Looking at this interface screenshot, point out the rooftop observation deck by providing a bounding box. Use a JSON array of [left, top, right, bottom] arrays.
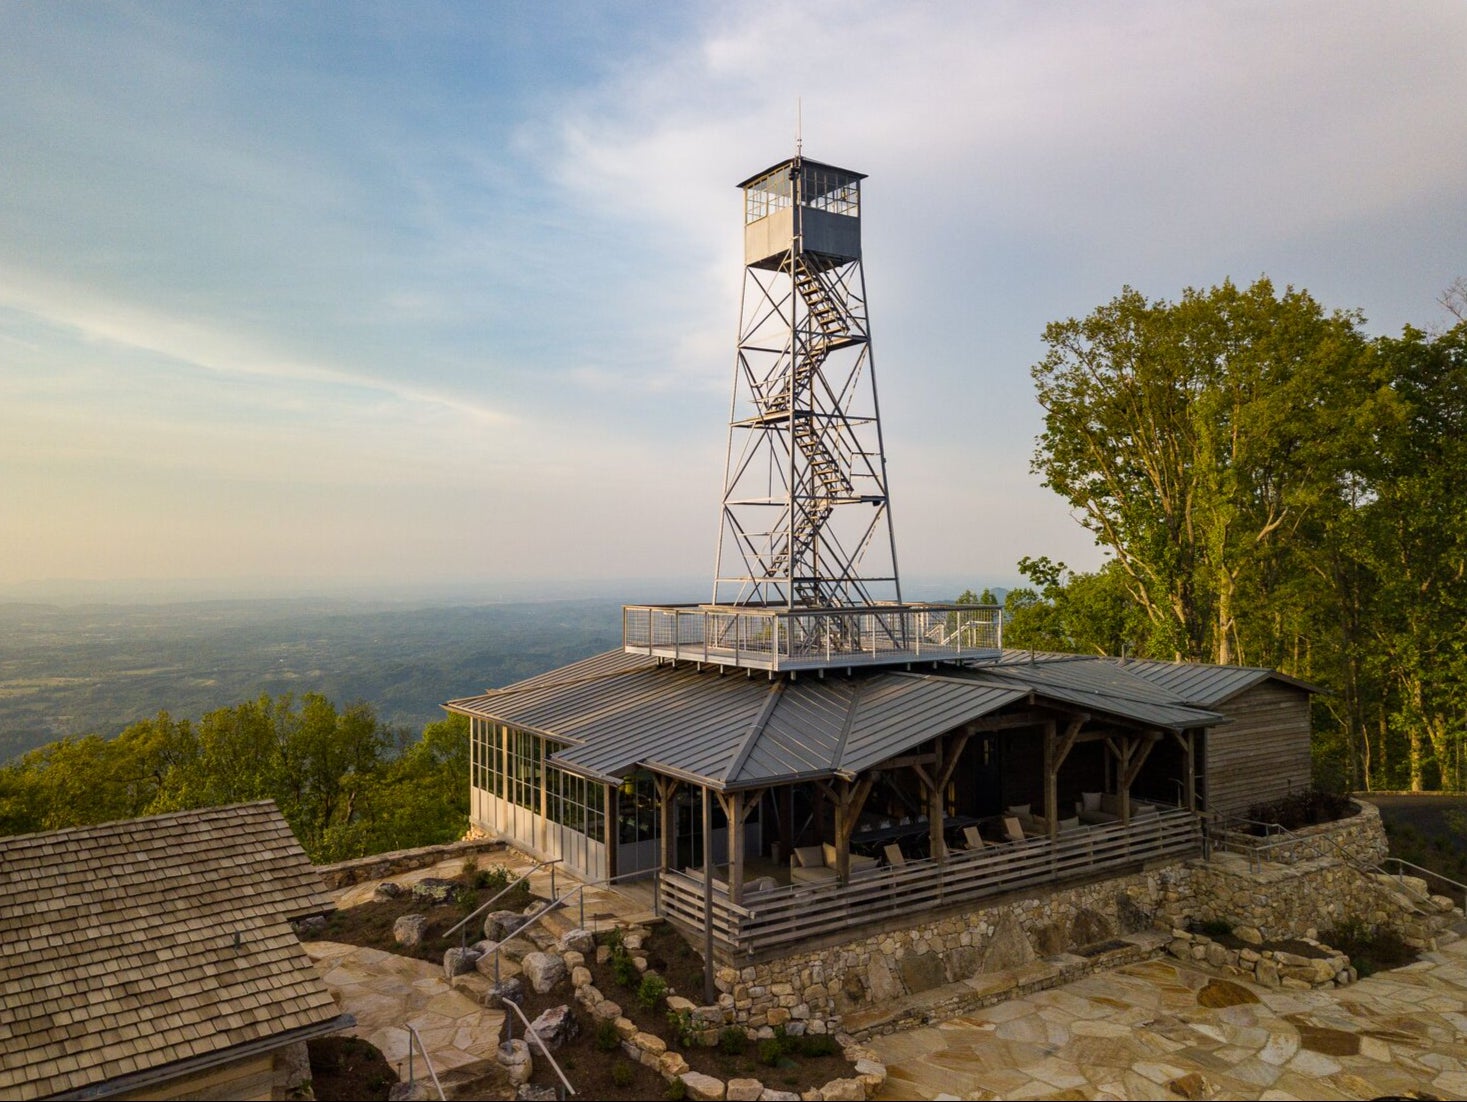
[[622, 602, 1003, 673]]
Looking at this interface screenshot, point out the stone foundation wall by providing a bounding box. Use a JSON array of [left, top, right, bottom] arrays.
[[723, 867, 1190, 1034], [314, 837, 507, 889], [726, 802, 1431, 1037]]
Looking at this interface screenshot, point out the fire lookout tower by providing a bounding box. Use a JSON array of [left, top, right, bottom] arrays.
[[622, 154, 1002, 671]]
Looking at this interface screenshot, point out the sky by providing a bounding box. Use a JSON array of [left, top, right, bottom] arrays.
[[2, 2, 1465, 603]]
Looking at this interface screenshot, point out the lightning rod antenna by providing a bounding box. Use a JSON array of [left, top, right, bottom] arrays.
[[796, 97, 803, 156]]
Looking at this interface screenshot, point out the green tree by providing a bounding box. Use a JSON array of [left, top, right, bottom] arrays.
[[1001, 557, 1146, 657], [1031, 278, 1370, 665]]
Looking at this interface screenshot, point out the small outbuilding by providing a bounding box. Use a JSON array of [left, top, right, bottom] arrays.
[[0, 801, 351, 1101]]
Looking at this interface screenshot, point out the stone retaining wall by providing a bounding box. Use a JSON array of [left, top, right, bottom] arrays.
[[721, 867, 1189, 1035], [315, 837, 507, 889], [725, 802, 1436, 1037], [1231, 799, 1389, 867], [1164, 928, 1355, 990]]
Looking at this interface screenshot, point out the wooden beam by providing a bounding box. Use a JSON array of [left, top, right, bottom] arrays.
[[1121, 731, 1160, 790], [1053, 713, 1088, 772], [934, 731, 972, 792]]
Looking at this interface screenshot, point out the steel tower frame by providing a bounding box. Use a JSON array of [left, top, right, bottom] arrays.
[[713, 157, 901, 610]]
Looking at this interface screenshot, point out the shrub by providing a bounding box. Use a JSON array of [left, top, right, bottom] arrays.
[[797, 1032, 839, 1057], [1195, 918, 1233, 938], [665, 1077, 688, 1101], [476, 864, 510, 892], [611, 945, 639, 989], [667, 1008, 698, 1049], [636, 973, 668, 1011], [593, 1018, 621, 1053], [611, 1061, 635, 1088], [756, 1037, 785, 1067], [1322, 917, 1416, 978], [1244, 787, 1354, 832], [718, 1026, 747, 1056]]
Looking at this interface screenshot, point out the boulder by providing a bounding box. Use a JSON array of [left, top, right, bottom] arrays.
[[679, 1071, 725, 1101], [527, 1004, 579, 1051], [726, 1078, 763, 1101], [482, 976, 524, 1009], [411, 877, 460, 905], [558, 927, 596, 954], [496, 1038, 532, 1086], [393, 914, 428, 948], [498, 937, 538, 962], [484, 910, 530, 941], [372, 881, 405, 901], [443, 946, 482, 979], [291, 915, 328, 938], [516, 1087, 557, 1102], [522, 952, 568, 994]]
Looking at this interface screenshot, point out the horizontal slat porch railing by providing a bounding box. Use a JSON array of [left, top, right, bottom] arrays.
[[659, 809, 1200, 960]]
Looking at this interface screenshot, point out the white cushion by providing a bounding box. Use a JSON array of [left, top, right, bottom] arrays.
[[1081, 791, 1102, 812], [1006, 803, 1030, 818]]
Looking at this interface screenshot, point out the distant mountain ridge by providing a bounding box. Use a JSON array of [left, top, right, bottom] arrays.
[[0, 582, 1011, 763]]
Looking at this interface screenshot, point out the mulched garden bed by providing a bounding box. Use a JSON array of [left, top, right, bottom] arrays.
[[316, 868, 535, 965], [315, 871, 859, 1100], [508, 924, 855, 1100], [308, 1035, 397, 1101]]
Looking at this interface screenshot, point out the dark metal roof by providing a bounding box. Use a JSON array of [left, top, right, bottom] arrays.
[[447, 647, 1244, 791], [986, 651, 1319, 707], [736, 156, 868, 190]]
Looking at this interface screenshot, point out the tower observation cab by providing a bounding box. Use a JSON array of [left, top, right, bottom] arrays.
[[622, 154, 1002, 672]]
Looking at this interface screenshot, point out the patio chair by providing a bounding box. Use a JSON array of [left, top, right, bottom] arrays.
[[1002, 816, 1027, 844], [962, 825, 986, 851], [883, 843, 907, 868]]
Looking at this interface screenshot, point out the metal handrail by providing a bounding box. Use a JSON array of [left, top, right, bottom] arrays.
[[1383, 856, 1467, 910], [404, 1023, 446, 1101], [1213, 812, 1467, 913], [443, 858, 560, 946], [502, 992, 576, 1097]]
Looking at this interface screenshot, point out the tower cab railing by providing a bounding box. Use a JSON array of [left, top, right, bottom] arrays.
[[622, 602, 1001, 672]]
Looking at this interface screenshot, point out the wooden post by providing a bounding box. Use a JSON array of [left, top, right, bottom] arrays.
[[654, 776, 681, 874], [702, 785, 715, 1004], [1043, 720, 1058, 840], [825, 777, 874, 884], [1183, 731, 1196, 812], [716, 790, 745, 904], [778, 785, 794, 862], [605, 783, 619, 882]]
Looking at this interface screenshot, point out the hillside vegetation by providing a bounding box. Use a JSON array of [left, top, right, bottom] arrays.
[[0, 693, 469, 862]]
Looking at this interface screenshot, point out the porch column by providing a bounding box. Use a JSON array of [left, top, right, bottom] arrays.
[[778, 786, 794, 864], [654, 776, 681, 873], [825, 777, 874, 884], [716, 790, 746, 904], [1170, 730, 1196, 813], [701, 784, 715, 1004], [1043, 720, 1058, 840], [604, 783, 619, 881]]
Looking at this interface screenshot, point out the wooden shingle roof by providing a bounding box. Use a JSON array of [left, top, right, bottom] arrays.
[[0, 802, 344, 1100]]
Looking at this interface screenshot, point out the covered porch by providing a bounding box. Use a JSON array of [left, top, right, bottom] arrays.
[[660, 805, 1200, 959], [651, 710, 1207, 962]]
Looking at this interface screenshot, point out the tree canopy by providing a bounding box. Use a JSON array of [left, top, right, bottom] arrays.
[[1008, 278, 1467, 792], [0, 694, 468, 862]]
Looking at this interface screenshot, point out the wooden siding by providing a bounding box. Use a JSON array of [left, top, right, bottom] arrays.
[[1205, 681, 1312, 819]]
